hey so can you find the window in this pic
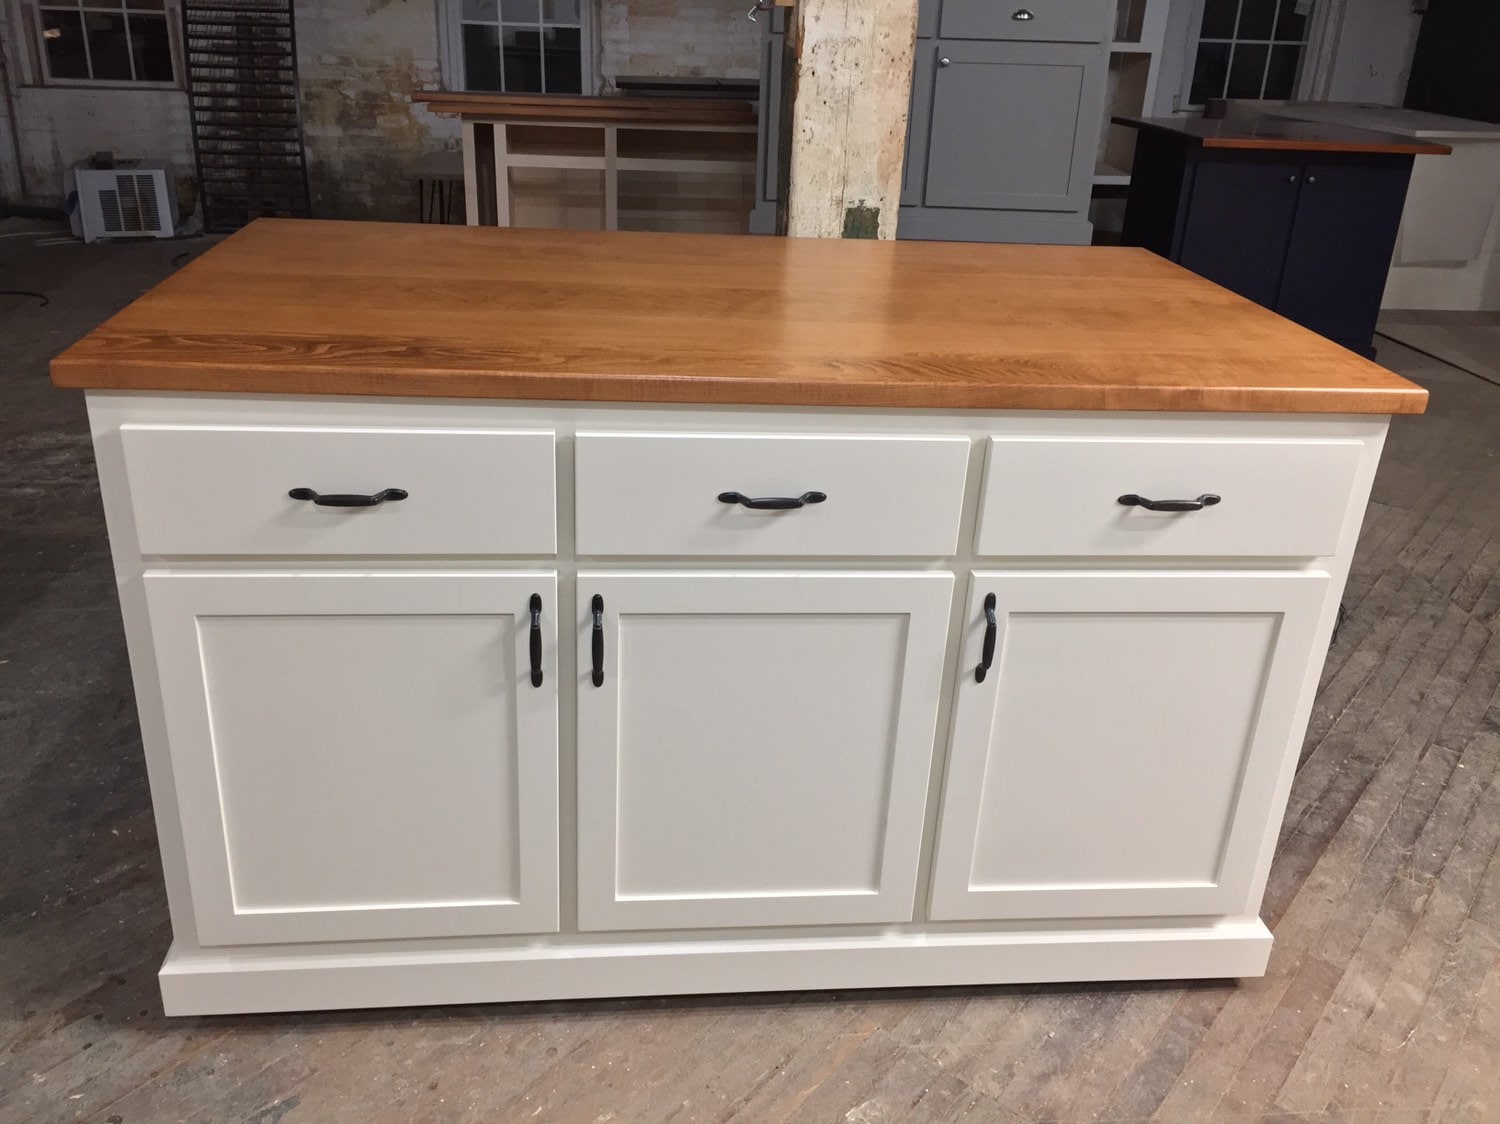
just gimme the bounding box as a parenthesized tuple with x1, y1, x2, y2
(33, 0, 176, 84)
(457, 0, 587, 95)
(1186, 0, 1313, 106)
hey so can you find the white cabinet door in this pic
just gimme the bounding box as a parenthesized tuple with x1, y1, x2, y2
(145, 571, 559, 946)
(577, 572, 953, 931)
(929, 571, 1330, 921)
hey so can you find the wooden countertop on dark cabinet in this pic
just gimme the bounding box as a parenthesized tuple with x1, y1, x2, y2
(1115, 116, 1451, 356)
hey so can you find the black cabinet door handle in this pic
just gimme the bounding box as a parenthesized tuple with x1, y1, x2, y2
(288, 487, 408, 508)
(974, 593, 998, 683)
(590, 594, 605, 687)
(1118, 493, 1221, 513)
(718, 490, 827, 510)
(529, 593, 543, 688)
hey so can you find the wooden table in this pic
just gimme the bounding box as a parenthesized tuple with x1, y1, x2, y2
(416, 92, 758, 232)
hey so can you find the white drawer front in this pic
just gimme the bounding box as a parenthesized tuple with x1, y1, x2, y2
(976, 437, 1364, 558)
(574, 432, 971, 556)
(121, 425, 556, 556)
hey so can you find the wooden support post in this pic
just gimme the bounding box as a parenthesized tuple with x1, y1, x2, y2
(781, 0, 919, 239)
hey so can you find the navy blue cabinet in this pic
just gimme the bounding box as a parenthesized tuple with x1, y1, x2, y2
(1118, 120, 1441, 357)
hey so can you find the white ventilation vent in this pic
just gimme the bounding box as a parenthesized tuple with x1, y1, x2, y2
(75, 164, 176, 242)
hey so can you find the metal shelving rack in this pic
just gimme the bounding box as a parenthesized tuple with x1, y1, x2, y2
(182, 0, 313, 231)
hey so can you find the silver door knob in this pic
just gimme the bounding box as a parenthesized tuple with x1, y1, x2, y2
(1012, 8, 1035, 18)
(1288, 174, 1299, 183)
(939, 56, 952, 66)
(1306, 175, 1317, 184)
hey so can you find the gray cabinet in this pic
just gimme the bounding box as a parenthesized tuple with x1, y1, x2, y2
(748, 8, 786, 235)
(752, 0, 1110, 244)
(900, 0, 1110, 244)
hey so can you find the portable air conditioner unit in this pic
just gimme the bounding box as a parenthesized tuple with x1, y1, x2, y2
(74, 162, 176, 242)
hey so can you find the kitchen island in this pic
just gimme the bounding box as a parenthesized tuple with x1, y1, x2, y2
(1115, 116, 1450, 356)
(53, 220, 1425, 1015)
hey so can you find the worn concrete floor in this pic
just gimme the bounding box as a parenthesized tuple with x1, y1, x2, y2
(2, 219, 1499, 1123)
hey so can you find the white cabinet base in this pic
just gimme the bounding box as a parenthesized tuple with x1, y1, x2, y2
(158, 918, 1272, 1016)
(85, 393, 1390, 1016)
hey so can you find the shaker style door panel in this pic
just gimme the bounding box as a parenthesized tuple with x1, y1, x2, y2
(929, 571, 1329, 921)
(920, 41, 1103, 213)
(1276, 160, 1414, 349)
(144, 571, 560, 946)
(1178, 159, 1302, 309)
(576, 571, 953, 931)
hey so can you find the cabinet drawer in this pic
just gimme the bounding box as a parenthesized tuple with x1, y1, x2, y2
(975, 437, 1364, 558)
(121, 425, 556, 556)
(575, 432, 971, 556)
(939, 0, 1111, 42)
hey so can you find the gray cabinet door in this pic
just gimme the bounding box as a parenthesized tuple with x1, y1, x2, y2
(918, 40, 1105, 213)
(903, 43, 938, 206)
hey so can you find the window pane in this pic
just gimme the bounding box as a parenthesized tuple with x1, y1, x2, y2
(503, 27, 543, 91)
(130, 0, 168, 10)
(1199, 0, 1238, 39)
(129, 13, 172, 81)
(1226, 42, 1270, 98)
(502, 0, 539, 23)
(40, 9, 90, 79)
(1237, 0, 1276, 39)
(462, 0, 497, 21)
(90, 0, 125, 8)
(544, 0, 579, 24)
(1189, 41, 1231, 104)
(544, 25, 581, 92)
(84, 10, 132, 80)
(1274, 0, 1308, 41)
(462, 22, 502, 90)
(1264, 43, 1302, 98)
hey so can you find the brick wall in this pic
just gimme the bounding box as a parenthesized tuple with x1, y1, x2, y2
(598, 0, 761, 87)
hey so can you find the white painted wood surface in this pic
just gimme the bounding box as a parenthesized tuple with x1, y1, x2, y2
(928, 570, 1329, 920)
(143, 571, 560, 945)
(975, 435, 1363, 557)
(82, 393, 1390, 1013)
(576, 571, 953, 931)
(574, 431, 970, 556)
(121, 425, 558, 556)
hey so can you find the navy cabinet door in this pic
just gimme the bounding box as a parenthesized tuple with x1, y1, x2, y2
(1276, 160, 1413, 353)
(1177, 160, 1301, 310)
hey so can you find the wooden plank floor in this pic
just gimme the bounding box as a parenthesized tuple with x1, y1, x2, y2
(2, 223, 1497, 1122)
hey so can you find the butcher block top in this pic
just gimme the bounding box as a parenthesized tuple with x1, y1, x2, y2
(1114, 115, 1452, 156)
(51, 219, 1427, 414)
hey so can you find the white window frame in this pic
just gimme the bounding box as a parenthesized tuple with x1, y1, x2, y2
(437, 0, 597, 96)
(1175, 0, 1334, 110)
(26, 0, 182, 89)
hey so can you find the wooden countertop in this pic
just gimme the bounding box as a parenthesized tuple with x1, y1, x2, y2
(50, 219, 1427, 415)
(1115, 115, 1452, 156)
(416, 91, 756, 127)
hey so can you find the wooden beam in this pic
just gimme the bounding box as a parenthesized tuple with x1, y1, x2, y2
(781, 0, 919, 239)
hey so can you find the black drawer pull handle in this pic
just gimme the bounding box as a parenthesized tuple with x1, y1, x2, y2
(974, 593, 998, 683)
(1118, 493, 1221, 513)
(288, 487, 408, 508)
(591, 594, 605, 687)
(1012, 8, 1035, 18)
(529, 593, 543, 688)
(718, 490, 827, 510)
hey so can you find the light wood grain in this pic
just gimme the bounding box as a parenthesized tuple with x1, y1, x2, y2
(1115, 116, 1453, 156)
(416, 91, 756, 127)
(49, 219, 1428, 414)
